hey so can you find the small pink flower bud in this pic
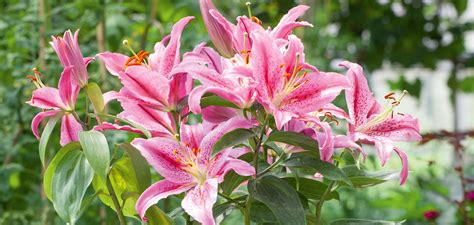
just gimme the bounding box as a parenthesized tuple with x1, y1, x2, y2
(423, 210, 440, 221)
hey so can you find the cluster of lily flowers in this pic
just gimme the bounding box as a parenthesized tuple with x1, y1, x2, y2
(27, 1, 421, 225)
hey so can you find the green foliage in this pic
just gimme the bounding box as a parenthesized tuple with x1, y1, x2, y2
(79, 131, 111, 181)
(248, 175, 306, 225)
(50, 148, 94, 224)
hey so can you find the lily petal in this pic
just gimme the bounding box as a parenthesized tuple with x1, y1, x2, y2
(180, 124, 205, 150)
(136, 180, 193, 220)
(199, 117, 254, 163)
(251, 30, 284, 106)
(188, 86, 244, 114)
(340, 61, 381, 126)
(27, 87, 67, 110)
(393, 147, 409, 185)
(58, 66, 79, 108)
(181, 178, 218, 225)
(159, 16, 194, 77)
(119, 66, 171, 109)
(131, 137, 194, 184)
(272, 5, 312, 39)
(96, 52, 129, 76)
(31, 110, 61, 140)
(60, 113, 83, 146)
(366, 114, 422, 142)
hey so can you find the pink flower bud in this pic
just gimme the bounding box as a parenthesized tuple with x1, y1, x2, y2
(465, 191, 474, 201)
(199, 0, 235, 58)
(423, 210, 440, 221)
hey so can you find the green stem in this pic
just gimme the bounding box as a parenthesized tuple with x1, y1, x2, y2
(257, 152, 285, 177)
(171, 110, 181, 140)
(218, 193, 243, 206)
(106, 174, 127, 225)
(245, 116, 269, 225)
(315, 180, 335, 225)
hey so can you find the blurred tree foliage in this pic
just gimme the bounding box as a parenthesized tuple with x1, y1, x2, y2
(0, 0, 473, 224)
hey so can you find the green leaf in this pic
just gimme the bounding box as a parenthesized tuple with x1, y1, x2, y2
(44, 141, 82, 200)
(342, 165, 399, 188)
(284, 154, 352, 186)
(92, 155, 149, 218)
(118, 143, 151, 192)
(51, 148, 94, 224)
(249, 200, 277, 223)
(459, 75, 474, 93)
(213, 128, 255, 154)
(85, 82, 105, 113)
(200, 95, 238, 109)
(221, 171, 251, 196)
(248, 175, 306, 225)
(282, 177, 339, 200)
(39, 113, 60, 166)
(266, 131, 319, 155)
(330, 218, 405, 225)
(79, 131, 110, 181)
(147, 206, 174, 225)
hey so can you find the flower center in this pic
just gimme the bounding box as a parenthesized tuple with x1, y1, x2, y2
(356, 90, 408, 132)
(172, 143, 207, 183)
(272, 53, 309, 107)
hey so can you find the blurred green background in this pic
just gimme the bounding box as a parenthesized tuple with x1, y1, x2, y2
(0, 0, 473, 224)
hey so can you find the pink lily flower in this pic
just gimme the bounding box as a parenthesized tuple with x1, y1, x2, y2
(97, 17, 194, 110)
(203, 2, 312, 58)
(27, 67, 83, 146)
(251, 31, 350, 129)
(50, 30, 92, 87)
(340, 61, 421, 184)
(175, 43, 256, 114)
(131, 117, 255, 225)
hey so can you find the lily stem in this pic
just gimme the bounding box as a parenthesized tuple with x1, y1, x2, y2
(106, 174, 127, 225)
(315, 180, 335, 225)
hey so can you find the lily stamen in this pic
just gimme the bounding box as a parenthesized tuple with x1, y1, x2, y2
(356, 90, 409, 132)
(123, 40, 150, 68)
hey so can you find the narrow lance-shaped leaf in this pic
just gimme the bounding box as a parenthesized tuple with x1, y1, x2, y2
(79, 131, 111, 181)
(284, 154, 352, 186)
(39, 113, 61, 166)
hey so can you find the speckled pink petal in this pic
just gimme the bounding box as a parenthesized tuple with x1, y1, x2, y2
(271, 5, 312, 39)
(131, 137, 195, 184)
(31, 110, 61, 140)
(136, 180, 193, 220)
(60, 113, 83, 146)
(181, 178, 218, 225)
(96, 52, 129, 76)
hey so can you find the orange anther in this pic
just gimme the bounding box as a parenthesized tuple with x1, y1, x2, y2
(26, 75, 37, 82)
(251, 16, 262, 25)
